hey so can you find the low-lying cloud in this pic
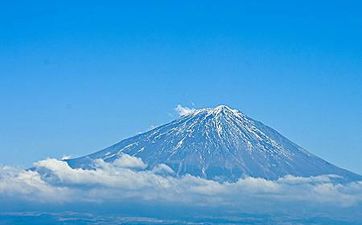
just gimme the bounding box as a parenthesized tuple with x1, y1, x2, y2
(1, 154, 362, 217)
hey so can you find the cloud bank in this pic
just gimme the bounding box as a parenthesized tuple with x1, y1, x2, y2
(1, 154, 362, 224)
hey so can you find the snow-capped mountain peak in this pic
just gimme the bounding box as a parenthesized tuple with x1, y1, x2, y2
(67, 105, 361, 182)
(180, 104, 240, 116)
(208, 104, 236, 114)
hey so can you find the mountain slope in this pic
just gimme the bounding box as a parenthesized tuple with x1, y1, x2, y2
(67, 105, 361, 182)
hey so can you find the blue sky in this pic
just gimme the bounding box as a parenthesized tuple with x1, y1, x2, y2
(0, 1, 361, 174)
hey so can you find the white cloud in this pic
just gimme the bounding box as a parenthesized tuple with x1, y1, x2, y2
(151, 163, 175, 175)
(0, 165, 71, 202)
(175, 105, 196, 116)
(104, 154, 147, 170)
(1, 155, 362, 211)
(61, 155, 72, 160)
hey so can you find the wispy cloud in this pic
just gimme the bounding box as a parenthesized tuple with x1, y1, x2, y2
(175, 105, 196, 116)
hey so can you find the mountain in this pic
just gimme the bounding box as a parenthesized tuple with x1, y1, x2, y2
(66, 105, 361, 182)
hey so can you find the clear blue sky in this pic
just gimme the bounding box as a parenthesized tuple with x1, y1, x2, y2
(0, 1, 361, 174)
